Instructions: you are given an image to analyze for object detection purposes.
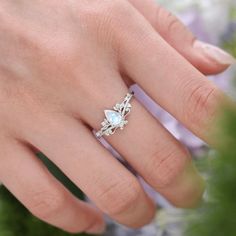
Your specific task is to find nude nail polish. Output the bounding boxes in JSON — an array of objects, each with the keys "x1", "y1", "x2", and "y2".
[{"x1": 194, "y1": 40, "x2": 236, "y2": 65}]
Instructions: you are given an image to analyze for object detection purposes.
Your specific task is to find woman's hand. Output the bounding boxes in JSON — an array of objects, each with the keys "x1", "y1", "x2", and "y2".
[{"x1": 0, "y1": 0, "x2": 234, "y2": 234}]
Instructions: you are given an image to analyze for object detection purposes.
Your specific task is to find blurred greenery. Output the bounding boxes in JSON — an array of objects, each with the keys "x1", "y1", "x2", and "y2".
[
  {"x1": 185, "y1": 103, "x2": 236, "y2": 236},
  {"x1": 230, "y1": 7, "x2": 236, "y2": 20},
  {"x1": 37, "y1": 153, "x2": 84, "y2": 200},
  {"x1": 226, "y1": 8, "x2": 236, "y2": 57},
  {"x1": 224, "y1": 34, "x2": 236, "y2": 58}
]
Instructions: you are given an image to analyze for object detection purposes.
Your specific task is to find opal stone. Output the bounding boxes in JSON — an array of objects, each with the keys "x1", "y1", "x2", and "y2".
[{"x1": 105, "y1": 110, "x2": 122, "y2": 126}]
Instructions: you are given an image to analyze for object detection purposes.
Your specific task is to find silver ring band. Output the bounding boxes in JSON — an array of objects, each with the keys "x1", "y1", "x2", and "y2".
[{"x1": 95, "y1": 92, "x2": 134, "y2": 138}]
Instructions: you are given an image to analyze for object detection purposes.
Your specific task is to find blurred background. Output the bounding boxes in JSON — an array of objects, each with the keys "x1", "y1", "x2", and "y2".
[{"x1": 0, "y1": 0, "x2": 236, "y2": 236}]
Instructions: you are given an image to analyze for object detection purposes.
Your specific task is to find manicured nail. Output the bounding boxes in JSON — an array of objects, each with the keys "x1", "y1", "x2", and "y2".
[
  {"x1": 85, "y1": 222, "x2": 106, "y2": 235},
  {"x1": 194, "y1": 40, "x2": 236, "y2": 65}
]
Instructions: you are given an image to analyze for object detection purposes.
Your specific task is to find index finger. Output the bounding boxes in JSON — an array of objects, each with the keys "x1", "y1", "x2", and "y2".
[{"x1": 118, "y1": 6, "x2": 226, "y2": 142}]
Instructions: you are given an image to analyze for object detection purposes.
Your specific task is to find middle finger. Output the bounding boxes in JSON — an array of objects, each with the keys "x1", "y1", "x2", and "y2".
[{"x1": 118, "y1": 5, "x2": 224, "y2": 142}]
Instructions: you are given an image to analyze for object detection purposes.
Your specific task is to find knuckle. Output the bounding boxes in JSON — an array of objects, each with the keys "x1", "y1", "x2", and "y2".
[
  {"x1": 28, "y1": 188, "x2": 67, "y2": 220},
  {"x1": 102, "y1": 0, "x2": 128, "y2": 14},
  {"x1": 78, "y1": 0, "x2": 131, "y2": 51},
  {"x1": 155, "y1": 6, "x2": 181, "y2": 35},
  {"x1": 97, "y1": 178, "x2": 141, "y2": 216},
  {"x1": 184, "y1": 81, "x2": 219, "y2": 128},
  {"x1": 96, "y1": 0, "x2": 130, "y2": 18},
  {"x1": 81, "y1": 0, "x2": 130, "y2": 28},
  {"x1": 147, "y1": 146, "x2": 189, "y2": 188}
]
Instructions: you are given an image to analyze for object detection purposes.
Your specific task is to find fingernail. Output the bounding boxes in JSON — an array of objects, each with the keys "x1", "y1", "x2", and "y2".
[
  {"x1": 194, "y1": 40, "x2": 236, "y2": 65},
  {"x1": 85, "y1": 222, "x2": 106, "y2": 235}
]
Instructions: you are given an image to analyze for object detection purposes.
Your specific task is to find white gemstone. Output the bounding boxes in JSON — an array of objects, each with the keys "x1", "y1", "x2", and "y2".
[{"x1": 105, "y1": 110, "x2": 123, "y2": 126}]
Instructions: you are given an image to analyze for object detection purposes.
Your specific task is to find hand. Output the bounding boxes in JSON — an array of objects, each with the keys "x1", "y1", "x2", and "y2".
[{"x1": 0, "y1": 0, "x2": 234, "y2": 234}]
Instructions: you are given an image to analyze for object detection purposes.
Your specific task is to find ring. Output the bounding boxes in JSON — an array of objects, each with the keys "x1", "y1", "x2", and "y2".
[{"x1": 95, "y1": 91, "x2": 134, "y2": 138}]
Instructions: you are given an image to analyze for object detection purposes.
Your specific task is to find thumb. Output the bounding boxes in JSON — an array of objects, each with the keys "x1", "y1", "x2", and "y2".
[{"x1": 128, "y1": 0, "x2": 235, "y2": 75}]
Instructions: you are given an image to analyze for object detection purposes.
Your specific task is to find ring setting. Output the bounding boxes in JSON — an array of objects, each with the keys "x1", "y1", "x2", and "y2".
[{"x1": 95, "y1": 92, "x2": 134, "y2": 138}]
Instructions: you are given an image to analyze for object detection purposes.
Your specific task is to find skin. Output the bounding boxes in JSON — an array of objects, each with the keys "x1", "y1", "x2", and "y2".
[{"x1": 0, "y1": 0, "x2": 232, "y2": 234}]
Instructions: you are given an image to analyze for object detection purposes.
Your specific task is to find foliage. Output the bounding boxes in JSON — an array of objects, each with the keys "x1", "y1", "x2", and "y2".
[
  {"x1": 224, "y1": 34, "x2": 236, "y2": 58},
  {"x1": 185, "y1": 100, "x2": 236, "y2": 236}
]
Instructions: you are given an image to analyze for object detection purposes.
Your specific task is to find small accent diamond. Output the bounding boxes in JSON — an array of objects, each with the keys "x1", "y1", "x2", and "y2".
[{"x1": 96, "y1": 92, "x2": 134, "y2": 138}]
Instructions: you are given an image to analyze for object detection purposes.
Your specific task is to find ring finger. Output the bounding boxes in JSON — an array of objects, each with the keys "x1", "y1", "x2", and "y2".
[
  {"x1": 15, "y1": 110, "x2": 155, "y2": 228},
  {"x1": 75, "y1": 69, "x2": 205, "y2": 208}
]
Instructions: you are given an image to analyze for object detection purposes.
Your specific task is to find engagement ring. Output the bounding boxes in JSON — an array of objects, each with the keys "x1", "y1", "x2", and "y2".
[{"x1": 95, "y1": 92, "x2": 134, "y2": 138}]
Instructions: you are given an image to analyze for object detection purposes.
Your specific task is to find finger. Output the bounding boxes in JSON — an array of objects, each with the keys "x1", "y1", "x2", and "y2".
[
  {"x1": 0, "y1": 138, "x2": 105, "y2": 234},
  {"x1": 128, "y1": 0, "x2": 235, "y2": 75},
  {"x1": 76, "y1": 72, "x2": 205, "y2": 208},
  {"x1": 18, "y1": 113, "x2": 155, "y2": 228},
  {"x1": 118, "y1": 8, "x2": 225, "y2": 142}
]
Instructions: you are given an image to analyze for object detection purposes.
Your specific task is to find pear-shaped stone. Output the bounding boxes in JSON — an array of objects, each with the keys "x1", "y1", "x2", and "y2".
[{"x1": 105, "y1": 110, "x2": 122, "y2": 126}]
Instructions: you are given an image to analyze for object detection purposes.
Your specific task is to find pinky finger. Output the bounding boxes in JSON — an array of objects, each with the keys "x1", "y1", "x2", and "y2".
[{"x1": 0, "y1": 139, "x2": 105, "y2": 234}]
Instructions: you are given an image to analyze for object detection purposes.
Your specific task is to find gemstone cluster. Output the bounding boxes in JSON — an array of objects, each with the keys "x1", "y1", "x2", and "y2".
[{"x1": 95, "y1": 92, "x2": 134, "y2": 138}]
